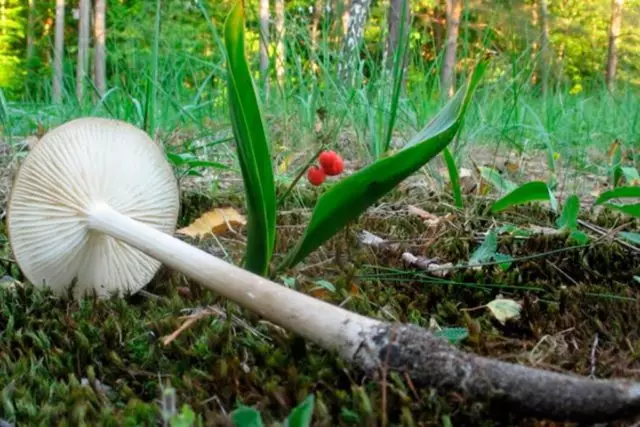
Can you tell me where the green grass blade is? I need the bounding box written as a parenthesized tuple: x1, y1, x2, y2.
(285, 394, 315, 427)
(443, 148, 463, 208)
(382, 0, 409, 154)
(279, 60, 488, 270)
(224, 2, 276, 276)
(490, 181, 551, 213)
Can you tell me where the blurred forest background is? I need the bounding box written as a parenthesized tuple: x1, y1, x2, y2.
(0, 0, 638, 154)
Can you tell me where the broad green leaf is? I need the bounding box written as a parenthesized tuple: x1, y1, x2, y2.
(469, 229, 498, 266)
(619, 231, 640, 245)
(490, 181, 551, 213)
(479, 166, 517, 195)
(556, 194, 580, 230)
(285, 394, 315, 427)
(494, 252, 513, 270)
(231, 407, 264, 427)
(224, 2, 276, 276)
(603, 202, 640, 218)
(621, 167, 640, 185)
(443, 148, 463, 208)
(595, 186, 640, 205)
(279, 60, 488, 270)
(433, 327, 469, 344)
(486, 298, 521, 325)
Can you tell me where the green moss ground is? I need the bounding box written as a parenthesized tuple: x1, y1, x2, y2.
(1, 186, 640, 426)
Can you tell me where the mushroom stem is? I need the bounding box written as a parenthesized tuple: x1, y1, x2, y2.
(86, 202, 381, 357)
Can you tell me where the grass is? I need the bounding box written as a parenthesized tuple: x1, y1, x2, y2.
(1, 8, 640, 426)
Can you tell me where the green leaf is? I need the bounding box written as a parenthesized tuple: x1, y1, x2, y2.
(170, 405, 196, 427)
(279, 60, 489, 270)
(285, 394, 315, 427)
(618, 231, 640, 245)
(595, 186, 640, 205)
(603, 202, 640, 218)
(443, 148, 463, 208)
(494, 252, 513, 270)
(569, 230, 589, 244)
(556, 194, 580, 230)
(620, 167, 640, 185)
(479, 167, 517, 194)
(433, 327, 468, 344)
(490, 181, 551, 213)
(469, 229, 498, 265)
(231, 407, 264, 427)
(224, 2, 276, 276)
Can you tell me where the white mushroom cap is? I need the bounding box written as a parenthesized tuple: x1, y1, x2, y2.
(7, 117, 180, 299)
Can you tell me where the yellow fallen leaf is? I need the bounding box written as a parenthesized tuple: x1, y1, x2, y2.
(277, 152, 296, 174)
(486, 297, 521, 325)
(176, 207, 246, 239)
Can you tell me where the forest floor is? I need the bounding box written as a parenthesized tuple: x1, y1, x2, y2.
(0, 128, 639, 426)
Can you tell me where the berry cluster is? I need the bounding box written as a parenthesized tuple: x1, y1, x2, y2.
(307, 150, 344, 186)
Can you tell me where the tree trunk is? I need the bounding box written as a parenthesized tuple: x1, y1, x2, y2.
(310, 0, 324, 71)
(441, 0, 462, 98)
(76, 0, 90, 102)
(538, 0, 551, 94)
(94, 0, 107, 96)
(385, 0, 411, 72)
(259, 0, 269, 79)
(606, 0, 624, 91)
(53, 0, 65, 104)
(338, 0, 372, 83)
(26, 0, 35, 62)
(274, 0, 285, 87)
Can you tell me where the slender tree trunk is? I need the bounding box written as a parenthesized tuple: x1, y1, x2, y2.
(94, 0, 106, 96)
(53, 0, 65, 104)
(259, 0, 269, 78)
(539, 0, 551, 94)
(274, 0, 285, 87)
(310, 0, 324, 71)
(441, 0, 462, 98)
(342, 0, 351, 37)
(385, 0, 411, 72)
(76, 0, 90, 102)
(26, 0, 35, 62)
(338, 0, 372, 83)
(606, 0, 624, 91)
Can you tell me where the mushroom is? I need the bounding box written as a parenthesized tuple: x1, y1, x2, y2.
(7, 117, 640, 423)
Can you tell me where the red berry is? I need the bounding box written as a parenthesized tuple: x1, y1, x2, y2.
(328, 156, 344, 175)
(318, 150, 344, 176)
(307, 165, 326, 186)
(319, 150, 338, 171)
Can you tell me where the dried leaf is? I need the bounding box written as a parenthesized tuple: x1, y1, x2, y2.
(486, 297, 521, 325)
(176, 207, 247, 239)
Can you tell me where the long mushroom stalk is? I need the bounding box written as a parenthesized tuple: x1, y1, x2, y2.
(7, 118, 640, 423)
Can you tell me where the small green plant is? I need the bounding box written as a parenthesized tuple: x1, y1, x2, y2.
(222, 1, 488, 277)
(230, 394, 315, 427)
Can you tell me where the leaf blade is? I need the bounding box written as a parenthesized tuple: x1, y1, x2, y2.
(223, 2, 276, 276)
(490, 181, 551, 213)
(279, 60, 488, 270)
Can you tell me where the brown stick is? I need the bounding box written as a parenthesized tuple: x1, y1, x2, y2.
(353, 322, 640, 422)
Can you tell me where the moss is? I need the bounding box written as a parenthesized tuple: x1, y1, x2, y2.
(1, 190, 640, 426)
